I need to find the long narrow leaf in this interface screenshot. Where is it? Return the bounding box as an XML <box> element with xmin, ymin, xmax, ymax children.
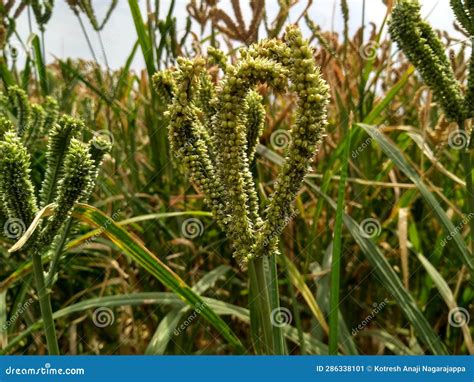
<box><xmin>2</xmin><ymin>293</ymin><xmax>329</xmax><ymax>355</ymax></box>
<box><xmin>128</xmin><ymin>0</ymin><xmax>155</xmax><ymax>76</ymax></box>
<box><xmin>31</xmin><ymin>35</ymin><xmax>48</xmax><ymax>95</ymax></box>
<box><xmin>146</xmin><ymin>265</ymin><xmax>231</xmax><ymax>354</ymax></box>
<box><xmin>358</xmin><ymin>123</ymin><xmax>474</xmax><ymax>271</ymax></box>
<box><xmin>70</xmin><ymin>203</ymin><xmax>244</xmax><ymax>352</ymax></box>
<box><xmin>257</xmin><ymin>144</ymin><xmax>448</xmax><ymax>355</ymax></box>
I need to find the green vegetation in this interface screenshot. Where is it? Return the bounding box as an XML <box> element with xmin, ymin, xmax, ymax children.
<box><xmin>0</xmin><ymin>0</ymin><xmax>472</xmax><ymax>356</ymax></box>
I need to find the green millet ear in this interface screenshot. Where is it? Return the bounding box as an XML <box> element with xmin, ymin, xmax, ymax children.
<box><xmin>244</xmin><ymin>90</ymin><xmax>265</xmax><ymax>163</ymax></box>
<box><xmin>26</xmin><ymin>103</ymin><xmax>47</xmax><ymax>139</ymax></box>
<box><xmin>167</xmin><ymin>57</ymin><xmax>227</xmax><ymax>229</ymax></box>
<box><xmin>36</xmin><ymin>139</ymin><xmax>94</xmax><ymax>251</ymax></box>
<box><xmin>389</xmin><ymin>0</ymin><xmax>466</xmax><ymax>121</ymax></box>
<box><xmin>88</xmin><ymin>135</ymin><xmax>112</xmax><ymax>167</ymax></box>
<box><xmin>42</xmin><ymin>96</ymin><xmax>60</xmax><ymax>135</ymax></box>
<box><xmin>30</xmin><ymin>0</ymin><xmax>54</xmax><ymax>31</ymax></box>
<box><xmin>207</xmin><ymin>46</ymin><xmax>228</xmax><ymax>73</ymax></box>
<box><xmin>197</xmin><ymin>72</ymin><xmax>217</xmax><ymax>127</ymax></box>
<box><xmin>212</xmin><ymin>57</ymin><xmax>289</xmax><ymax>263</ymax></box>
<box><xmin>0</xmin><ymin>93</ymin><xmax>9</xmax><ymax>108</ymax></box>
<box><xmin>152</xmin><ymin>69</ymin><xmax>177</xmax><ymax>105</ymax></box>
<box><xmin>0</xmin><ymin>131</ymin><xmax>38</xmax><ymax>227</ymax></box>
<box><xmin>450</xmin><ymin>0</ymin><xmax>474</xmax><ymax>35</ymax></box>
<box><xmin>7</xmin><ymin>85</ymin><xmax>31</xmax><ymax>136</ymax></box>
<box><xmin>252</xmin><ymin>25</ymin><xmax>330</xmax><ymax>257</ymax></box>
<box><xmin>40</xmin><ymin>115</ymin><xmax>83</xmax><ymax>207</ymax></box>
<box><xmin>164</xmin><ymin>26</ymin><xmax>329</xmax><ymax>269</ymax></box>
<box><xmin>0</xmin><ymin>116</ymin><xmax>14</xmax><ymax>139</ymax></box>
<box><xmin>451</xmin><ymin>0</ymin><xmax>474</xmax><ymax>115</ymax></box>
<box><xmin>74</xmin><ymin>0</ymin><xmax>117</xmax><ymax>31</ymax></box>
<box><xmin>81</xmin><ymin>135</ymin><xmax>112</xmax><ymax>201</ymax></box>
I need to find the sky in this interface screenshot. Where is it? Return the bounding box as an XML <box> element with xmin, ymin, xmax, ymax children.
<box><xmin>13</xmin><ymin>0</ymin><xmax>460</xmax><ymax>71</ymax></box>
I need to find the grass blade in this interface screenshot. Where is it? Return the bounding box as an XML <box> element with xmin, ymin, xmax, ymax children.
<box><xmin>128</xmin><ymin>0</ymin><xmax>155</xmax><ymax>77</ymax></box>
<box><xmin>329</xmin><ymin>122</ymin><xmax>351</xmax><ymax>354</ymax></box>
<box><xmin>257</xmin><ymin>144</ymin><xmax>449</xmax><ymax>355</ymax></box>
<box><xmin>70</xmin><ymin>203</ymin><xmax>244</xmax><ymax>352</ymax></box>
<box><xmin>281</xmin><ymin>255</ymin><xmax>328</xmax><ymax>334</ymax></box>
<box><xmin>145</xmin><ymin>265</ymin><xmax>231</xmax><ymax>354</ymax></box>
<box><xmin>358</xmin><ymin>123</ymin><xmax>474</xmax><ymax>272</ymax></box>
<box><xmin>2</xmin><ymin>293</ymin><xmax>329</xmax><ymax>355</ymax></box>
<box><xmin>31</xmin><ymin>35</ymin><xmax>48</xmax><ymax>95</ymax></box>
<box><xmin>416</xmin><ymin>252</ymin><xmax>473</xmax><ymax>354</ymax></box>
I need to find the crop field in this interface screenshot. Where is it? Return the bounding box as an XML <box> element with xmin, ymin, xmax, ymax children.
<box><xmin>0</xmin><ymin>0</ymin><xmax>472</xmax><ymax>357</ymax></box>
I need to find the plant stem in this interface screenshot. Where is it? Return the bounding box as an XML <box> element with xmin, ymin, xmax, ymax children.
<box><xmin>458</xmin><ymin>120</ymin><xmax>474</xmax><ymax>254</ymax></box>
<box><xmin>250</xmin><ymin>255</ymin><xmax>287</xmax><ymax>355</ymax></box>
<box><xmin>248</xmin><ymin>261</ymin><xmax>264</xmax><ymax>353</ymax></box>
<box><xmin>76</xmin><ymin>13</ymin><xmax>99</xmax><ymax>63</ymax></box>
<box><xmin>267</xmin><ymin>254</ymin><xmax>286</xmax><ymax>354</ymax></box>
<box><xmin>0</xmin><ymin>290</ymin><xmax>7</xmax><ymax>349</ymax></box>
<box><xmin>31</xmin><ymin>250</ymin><xmax>59</xmax><ymax>355</ymax></box>
<box><xmin>45</xmin><ymin>220</ymin><xmax>72</xmax><ymax>288</ymax></box>
<box><xmin>329</xmin><ymin>122</ymin><xmax>351</xmax><ymax>355</ymax></box>
<box><xmin>283</xmin><ymin>254</ymin><xmax>305</xmax><ymax>354</ymax></box>
<box><xmin>251</xmin><ymin>257</ymin><xmax>275</xmax><ymax>354</ymax></box>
